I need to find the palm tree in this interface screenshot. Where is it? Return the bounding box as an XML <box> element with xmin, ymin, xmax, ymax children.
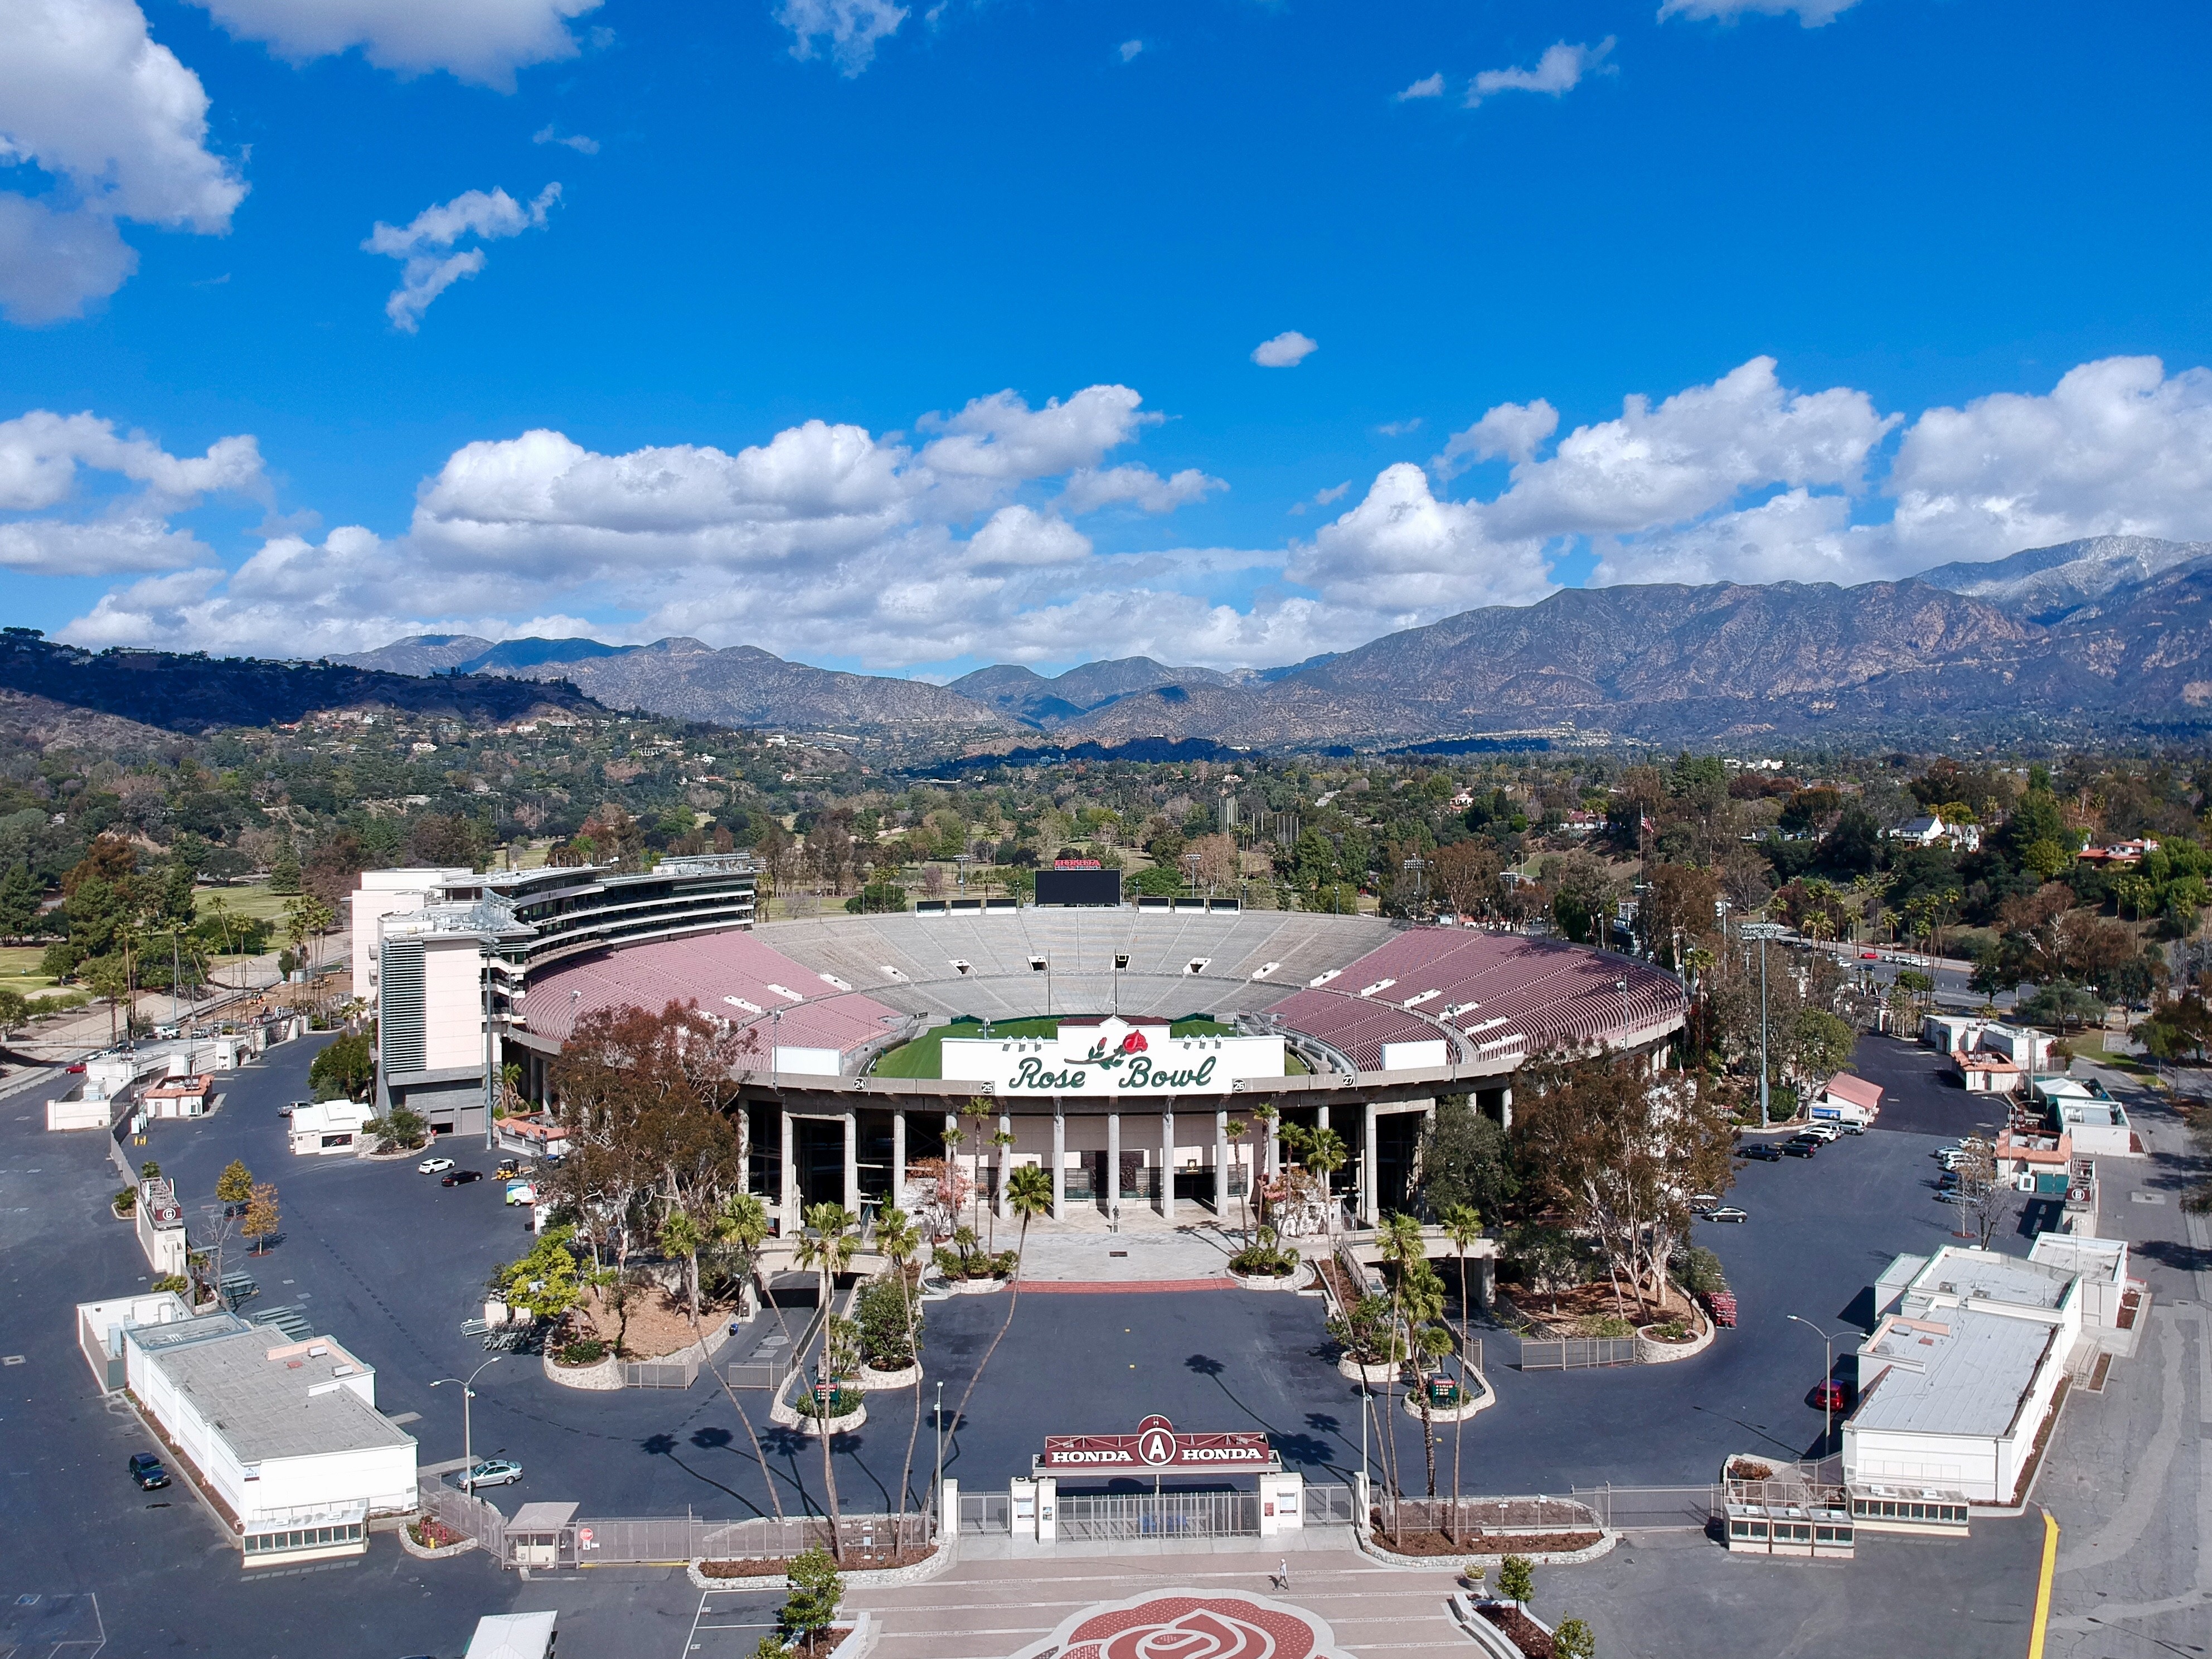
<box><xmin>874</xmin><ymin>1204</ymin><xmax>929</xmax><ymax>1554</ymax></box>
<box><xmin>794</xmin><ymin>1201</ymin><xmax>859</xmax><ymax>1558</ymax></box>
<box><xmin>987</xmin><ymin>1128</ymin><xmax>1016</xmax><ymax>1251</ymax></box>
<box><xmin>659</xmin><ymin>1208</ymin><xmax>706</xmax><ymax>1327</ymax></box>
<box><xmin>1375</xmin><ymin>1212</ymin><xmax>1425</xmax><ymax>1542</ymax></box>
<box><xmin>1439</xmin><ymin>1203</ymin><xmax>1484</xmax><ymax>1541</ymax></box>
<box><xmin>961</xmin><ymin>1099</ymin><xmax>993</xmax><ymax>1236</ymax></box>
<box><xmin>706</xmin><ymin>1192</ymin><xmax>784</xmax><ymax>1522</ymax></box>
<box><xmin>1304</xmin><ymin>1127</ymin><xmax>1348</xmax><ymax>1249</ymax></box>
<box><xmin>1225</xmin><ymin>1116</ymin><xmax>1252</xmax><ymax>1240</ymax></box>
<box><xmin>1248</xmin><ymin>1103</ymin><xmax>1279</xmax><ymax>1228</ymax></box>
<box><xmin>949</xmin><ymin>1163</ymin><xmax>1053</xmax><ymax>1451</ymax></box>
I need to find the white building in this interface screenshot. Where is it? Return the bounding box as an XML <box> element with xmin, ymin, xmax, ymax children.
<box><xmin>104</xmin><ymin>1307</ymin><xmax>416</xmax><ymax>1565</ymax></box>
<box><xmin>348</xmin><ymin>866</ymin><xmax>473</xmax><ymax>1003</ymax></box>
<box><xmin>1848</xmin><ymin>1246</ymin><xmax>2082</xmax><ymax>1507</ymax></box>
<box><xmin>2034</xmin><ymin>1078</ymin><xmax>2137</xmax><ymax>1157</ymax></box>
<box><xmin>2027</xmin><ymin>1234</ymin><xmax>2134</xmax><ymax>1332</ymax></box>
<box><xmin>290</xmin><ymin>1098</ymin><xmax>376</xmax><ymax>1156</ymax></box>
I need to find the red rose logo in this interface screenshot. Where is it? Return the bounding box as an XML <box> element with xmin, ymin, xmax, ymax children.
<box><xmin>1122</xmin><ymin>1031</ymin><xmax>1149</xmax><ymax>1054</ymax></box>
<box><xmin>1044</xmin><ymin>1594</ymin><xmax>1341</xmax><ymax>1659</ymax></box>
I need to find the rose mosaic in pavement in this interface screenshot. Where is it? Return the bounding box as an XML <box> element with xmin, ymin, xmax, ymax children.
<box><xmin>1009</xmin><ymin>1590</ymin><xmax>1355</xmax><ymax>1659</ymax></box>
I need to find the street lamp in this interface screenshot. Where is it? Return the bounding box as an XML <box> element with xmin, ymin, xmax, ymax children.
<box><xmin>431</xmin><ymin>1355</ymin><xmax>503</xmax><ymax>1487</ymax></box>
<box><xmin>1785</xmin><ymin>1314</ymin><xmax>1837</xmax><ymax>1452</ymax></box>
<box><xmin>1742</xmin><ymin>922</ymin><xmax>1786</xmax><ymax>1129</ymax></box>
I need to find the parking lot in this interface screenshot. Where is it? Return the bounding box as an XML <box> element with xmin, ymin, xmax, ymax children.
<box><xmin>0</xmin><ymin>1027</ymin><xmax>2059</xmax><ymax>1656</ymax></box>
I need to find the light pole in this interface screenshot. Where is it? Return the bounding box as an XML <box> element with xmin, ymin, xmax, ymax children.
<box><xmin>432</xmin><ymin>1355</ymin><xmax>503</xmax><ymax>1486</ymax></box>
<box><xmin>1786</xmin><ymin>1314</ymin><xmax>1837</xmax><ymax>1453</ymax></box>
<box><xmin>1742</xmin><ymin>922</ymin><xmax>1786</xmax><ymax>1129</ymax></box>
<box><xmin>933</xmin><ymin>1380</ymin><xmax>945</xmax><ymax>1522</ymax></box>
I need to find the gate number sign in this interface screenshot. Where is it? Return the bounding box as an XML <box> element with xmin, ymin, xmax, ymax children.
<box><xmin>1041</xmin><ymin>1415</ymin><xmax>1272</xmax><ymax>1471</ymax></box>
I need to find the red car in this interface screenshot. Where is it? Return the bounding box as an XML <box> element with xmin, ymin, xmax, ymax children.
<box><xmin>1858</xmin><ymin>950</ymin><xmax>1879</xmax><ymax>961</ymax></box>
<box><xmin>1809</xmin><ymin>1379</ymin><xmax>1854</xmax><ymax>1413</ymax></box>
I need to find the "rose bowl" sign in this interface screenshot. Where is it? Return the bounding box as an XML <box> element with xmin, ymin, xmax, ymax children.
<box><xmin>1040</xmin><ymin>1415</ymin><xmax>1274</xmax><ymax>1473</ymax></box>
<box><xmin>943</xmin><ymin>1016</ymin><xmax>1284</xmax><ymax>1098</ymax></box>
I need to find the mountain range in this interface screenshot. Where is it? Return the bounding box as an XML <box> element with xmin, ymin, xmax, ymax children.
<box><xmin>329</xmin><ymin>536</ymin><xmax>2212</xmax><ymax>748</ymax></box>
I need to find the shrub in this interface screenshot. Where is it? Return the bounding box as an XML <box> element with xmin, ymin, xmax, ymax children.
<box><xmin>151</xmin><ymin>1273</ymin><xmax>190</xmax><ymax>1294</ymax></box>
<box><xmin>113</xmin><ymin>1187</ymin><xmax>136</xmax><ymax>1216</ymax></box>
<box><xmin>793</xmin><ymin>1384</ymin><xmax>864</xmax><ymax>1419</ymax></box>
<box><xmin>557</xmin><ymin>1337</ymin><xmax>607</xmax><ymax>1366</ymax></box>
<box><xmin>855</xmin><ymin>1274</ymin><xmax>921</xmax><ymax>1370</ymax></box>
<box><xmin>1652</xmin><ymin>1320</ymin><xmax>1690</xmax><ymax>1341</ymax></box>
<box><xmin>1327</xmin><ymin>1293</ymin><xmax>1408</xmax><ymax>1365</ymax></box>
<box><xmin>1576</xmin><ymin>1314</ymin><xmax>1634</xmax><ymax>1340</ymax></box>
<box><xmin>1553</xmin><ymin>1616</ymin><xmax>1596</xmax><ymax>1659</ymax></box>
<box><xmin>1229</xmin><ymin>1225</ymin><xmax>1301</xmax><ymax>1277</ymax></box>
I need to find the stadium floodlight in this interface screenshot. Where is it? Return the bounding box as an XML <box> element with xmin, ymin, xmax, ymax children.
<box><xmin>1739</xmin><ymin>921</ymin><xmax>1787</xmax><ymax>1128</ymax></box>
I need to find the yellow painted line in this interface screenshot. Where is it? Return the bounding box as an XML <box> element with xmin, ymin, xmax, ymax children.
<box><xmin>2027</xmin><ymin>1509</ymin><xmax>2058</xmax><ymax>1659</ymax></box>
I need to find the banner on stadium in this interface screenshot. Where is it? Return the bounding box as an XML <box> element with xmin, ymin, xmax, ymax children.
<box><xmin>941</xmin><ymin>1015</ymin><xmax>1284</xmax><ymax>1096</ymax></box>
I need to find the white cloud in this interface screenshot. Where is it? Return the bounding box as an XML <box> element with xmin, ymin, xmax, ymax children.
<box><xmin>362</xmin><ymin>182</ymin><xmax>560</xmax><ymax>330</ymax></box>
<box><xmin>0</xmin><ymin>0</ymin><xmax>246</xmax><ymax>324</ymax></box>
<box><xmin>532</xmin><ymin>123</ymin><xmax>599</xmax><ymax>153</ymax></box>
<box><xmin>1251</xmin><ymin>331</ymin><xmax>1318</xmax><ymax>368</ymax></box>
<box><xmin>1886</xmin><ymin>355</ymin><xmax>2212</xmax><ymax>566</ymax></box>
<box><xmin>1467</xmin><ymin>37</ymin><xmax>1615</xmax><ymax>108</ymax></box>
<box><xmin>51</xmin><ymin>357</ymin><xmax>2212</xmax><ymax>673</ymax></box>
<box><xmin>1286</xmin><ymin>481</ymin><xmax>1351</xmax><ymax>517</ymax></box>
<box><xmin>1059</xmin><ymin>464</ymin><xmax>1225</xmax><ymax>516</ymax></box>
<box><xmin>1375</xmin><ymin>418</ymin><xmax>1423</xmax><ymax>437</ymax></box>
<box><xmin>0</xmin><ymin>407</ymin><xmax>266</xmax><ymax>572</ymax></box>
<box><xmin>186</xmin><ymin>0</ymin><xmax>603</xmax><ymax>89</ymax></box>
<box><xmin>1395</xmin><ymin>72</ymin><xmax>1444</xmax><ymax>101</ymax></box>
<box><xmin>1658</xmin><ymin>0</ymin><xmax>1860</xmax><ymax>26</ymax></box>
<box><xmin>776</xmin><ymin>0</ymin><xmax>907</xmax><ymax>77</ymax></box>
<box><xmin>1118</xmin><ymin>38</ymin><xmax>1142</xmax><ymax>63</ymax></box>
<box><xmin>918</xmin><ymin>386</ymin><xmax>1158</xmax><ymax>482</ymax></box>
<box><xmin>1433</xmin><ymin>399</ymin><xmax>1558</xmax><ymax>476</ymax></box>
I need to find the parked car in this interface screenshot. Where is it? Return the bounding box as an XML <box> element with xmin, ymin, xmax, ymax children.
<box><xmin>503</xmin><ymin>1182</ymin><xmax>538</xmax><ymax>1206</ymax></box>
<box><xmin>460</xmin><ymin>1458</ymin><xmax>522</xmax><ymax>1490</ymax></box>
<box><xmin>1936</xmin><ymin>1187</ymin><xmax>1975</xmax><ymax>1205</ymax></box>
<box><xmin>1809</xmin><ymin>1379</ymin><xmax>1855</xmax><ymax>1413</ymax></box>
<box><xmin>1702</xmin><ymin>1206</ymin><xmax>1750</xmax><ymax>1223</ymax></box>
<box><xmin>1859</xmin><ymin>949</ymin><xmax>1879</xmax><ymax>960</ymax></box>
<box><xmin>1801</xmin><ymin>1122</ymin><xmax>1842</xmax><ymax>1143</ymax></box>
<box><xmin>1738</xmin><ymin>1143</ymin><xmax>1786</xmax><ymax>1162</ymax></box>
<box><xmin>419</xmin><ymin>1156</ymin><xmax>456</xmax><ymax>1175</ymax></box>
<box><xmin>441</xmin><ymin>1170</ymin><xmax>484</xmax><ymax>1187</ymax></box>
<box><xmin>1782</xmin><ymin>1137</ymin><xmax>1822</xmax><ymax>1157</ymax></box>
<box><xmin>128</xmin><ymin>1452</ymin><xmax>171</xmax><ymax>1491</ymax></box>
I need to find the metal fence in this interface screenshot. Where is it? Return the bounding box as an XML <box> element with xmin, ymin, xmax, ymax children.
<box><xmin>622</xmin><ymin>1355</ymin><xmax>700</xmax><ymax>1390</ymax></box>
<box><xmin>1306</xmin><ymin>1483</ymin><xmax>1357</xmax><ymax>1525</ymax></box>
<box><xmin>1569</xmin><ymin>1485</ymin><xmax>1721</xmax><ymax>1531</ymax></box>
<box><xmin>1374</xmin><ymin>1495</ymin><xmax>1602</xmax><ymax>1538</ymax></box>
<box><xmin>1056</xmin><ymin>1492</ymin><xmax>1260</xmax><ymax>1541</ymax></box>
<box><xmin>547</xmin><ymin>1511</ymin><xmax>933</xmax><ymax>1568</ymax></box>
<box><xmin>416</xmin><ymin>1476</ymin><xmax>508</xmax><ymax>1556</ymax></box>
<box><xmin>959</xmin><ymin>1491</ymin><xmax>1010</xmax><ymax>1534</ymax></box>
<box><xmin>1516</xmin><ymin>1337</ymin><xmax>1639</xmax><ymax>1371</ymax></box>
<box><xmin>724</xmin><ymin>1354</ymin><xmax>795</xmax><ymax>1391</ymax></box>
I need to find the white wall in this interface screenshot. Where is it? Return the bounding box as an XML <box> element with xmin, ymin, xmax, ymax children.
<box><xmin>1845</xmin><ymin>1425</ymin><xmax>2000</xmax><ymax>1501</ymax></box>
<box><xmin>349</xmin><ymin>868</ymin><xmax>470</xmax><ymax>998</ymax></box>
<box><xmin>423</xmin><ymin>935</ymin><xmax>489</xmax><ymax>1072</ymax></box>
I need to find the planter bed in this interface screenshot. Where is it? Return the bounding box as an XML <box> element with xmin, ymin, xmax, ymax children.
<box><xmin>1336</xmin><ymin>1356</ymin><xmax>1401</xmax><ymax>1386</ymax></box>
<box><xmin>398</xmin><ymin>1518</ymin><xmax>477</xmax><ymax>1560</ymax></box>
<box><xmin>1477</xmin><ymin>1602</ymin><xmax>1557</xmax><ymax>1659</ymax></box>
<box><xmin>1371</xmin><ymin>1525</ymin><xmax>1604</xmax><ymax>1558</ymax></box>
<box><xmin>858</xmin><ymin>1362</ymin><xmax>921</xmax><ymax>1390</ymax></box>
<box><xmin>1229</xmin><ymin>1264</ymin><xmax>1311</xmax><ymax>1293</ymax></box>
<box><xmin>698</xmin><ymin>1546</ymin><xmax>933</xmax><ymax>1580</ymax></box>
<box><xmin>940</xmin><ymin>1276</ymin><xmax>1008</xmax><ymax>1296</ymax></box>
<box><xmin>1401</xmin><ymin>1386</ymin><xmax>1492</xmax><ymax>1423</ymax></box>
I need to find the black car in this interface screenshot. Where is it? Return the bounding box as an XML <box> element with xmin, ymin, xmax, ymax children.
<box><xmin>128</xmin><ymin>1452</ymin><xmax>171</xmax><ymax>1491</ymax></box>
<box><xmin>1782</xmin><ymin>1136</ymin><xmax>1822</xmax><ymax>1157</ymax></box>
<box><xmin>440</xmin><ymin>1170</ymin><xmax>485</xmax><ymax>1187</ymax></box>
<box><xmin>1738</xmin><ymin>1143</ymin><xmax>1786</xmax><ymax>1162</ymax></box>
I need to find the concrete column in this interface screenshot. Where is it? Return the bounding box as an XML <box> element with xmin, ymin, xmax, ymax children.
<box><xmin>1106</xmin><ymin>1111</ymin><xmax>1120</xmax><ymax>1221</ymax></box>
<box><xmin>780</xmin><ymin>1107</ymin><xmax>797</xmax><ymax>1225</ymax></box>
<box><xmin>1214</xmin><ymin>1109</ymin><xmax>1229</xmax><ymax>1217</ymax></box>
<box><xmin>1316</xmin><ymin>1103</ymin><xmax>1330</xmax><ymax>1133</ymax></box>
<box><xmin>1361</xmin><ymin>1098</ymin><xmax>1379</xmax><ymax>1225</ymax></box>
<box><xmin>1500</xmin><ymin>1085</ymin><xmax>1514</xmax><ymax>1133</ymax></box>
<box><xmin>843</xmin><ymin>1108</ymin><xmax>860</xmax><ymax>1216</ymax></box>
<box><xmin>1051</xmin><ymin>1107</ymin><xmax>1066</xmax><ymax>1221</ymax></box>
<box><xmin>1161</xmin><ymin>1109</ymin><xmax>1176</xmax><ymax>1222</ymax></box>
<box><xmin>891</xmin><ymin>1111</ymin><xmax>908</xmax><ymax>1211</ymax></box>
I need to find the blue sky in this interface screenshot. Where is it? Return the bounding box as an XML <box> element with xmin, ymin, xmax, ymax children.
<box><xmin>3</xmin><ymin>0</ymin><xmax>2210</xmax><ymax>680</ymax></box>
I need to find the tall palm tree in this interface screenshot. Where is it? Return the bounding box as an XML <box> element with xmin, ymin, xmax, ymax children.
<box><xmin>987</xmin><ymin>1128</ymin><xmax>1016</xmax><ymax>1250</ymax></box>
<box><xmin>1439</xmin><ymin>1203</ymin><xmax>1484</xmax><ymax>1542</ymax></box>
<box><xmin>950</xmin><ymin>1164</ymin><xmax>1053</xmax><ymax>1445</ymax></box>
<box><xmin>1248</xmin><ymin>1103</ymin><xmax>1279</xmax><ymax>1228</ymax></box>
<box><xmin>1225</xmin><ymin>1116</ymin><xmax>1251</xmax><ymax>1240</ymax></box>
<box><xmin>874</xmin><ymin>1204</ymin><xmax>929</xmax><ymax>1554</ymax></box>
<box><xmin>961</xmin><ymin>1099</ymin><xmax>993</xmax><ymax>1237</ymax></box>
<box><xmin>1304</xmin><ymin>1127</ymin><xmax>1347</xmax><ymax>1250</ymax></box>
<box><xmin>706</xmin><ymin>1192</ymin><xmax>784</xmax><ymax>1521</ymax></box>
<box><xmin>794</xmin><ymin>1201</ymin><xmax>859</xmax><ymax>1558</ymax></box>
<box><xmin>1374</xmin><ymin>1212</ymin><xmax>1425</xmax><ymax>1542</ymax></box>
<box><xmin>659</xmin><ymin>1208</ymin><xmax>706</xmax><ymax>1327</ymax></box>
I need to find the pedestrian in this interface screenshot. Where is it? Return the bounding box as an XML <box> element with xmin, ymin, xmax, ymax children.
<box><xmin>1275</xmin><ymin>1556</ymin><xmax>1289</xmax><ymax>1592</ymax></box>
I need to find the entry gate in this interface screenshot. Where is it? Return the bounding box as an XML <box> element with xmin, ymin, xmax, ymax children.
<box><xmin>960</xmin><ymin>1491</ymin><xmax>1011</xmax><ymax>1534</ymax></box>
<box><xmin>1517</xmin><ymin>1337</ymin><xmax>1638</xmax><ymax>1371</ymax></box>
<box><xmin>1056</xmin><ymin>1492</ymin><xmax>1260</xmax><ymax>1540</ymax></box>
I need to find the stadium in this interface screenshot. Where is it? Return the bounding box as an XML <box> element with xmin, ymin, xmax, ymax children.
<box><xmin>362</xmin><ymin>861</ymin><xmax>1689</xmax><ymax>1234</ymax></box>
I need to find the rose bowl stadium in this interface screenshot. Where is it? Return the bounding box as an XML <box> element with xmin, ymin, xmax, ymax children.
<box><xmin>355</xmin><ymin>858</ymin><xmax>1687</xmax><ymax>1230</ymax></box>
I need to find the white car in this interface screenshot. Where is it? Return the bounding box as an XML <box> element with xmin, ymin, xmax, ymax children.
<box><xmin>419</xmin><ymin>1156</ymin><xmax>455</xmax><ymax>1175</ymax></box>
<box><xmin>1801</xmin><ymin>1122</ymin><xmax>1843</xmax><ymax>1142</ymax></box>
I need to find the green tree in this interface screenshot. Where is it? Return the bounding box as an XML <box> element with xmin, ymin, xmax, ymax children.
<box><xmin>363</xmin><ymin>1104</ymin><xmax>428</xmax><ymax>1151</ymax></box>
<box><xmin>779</xmin><ymin>1545</ymin><xmax>843</xmax><ymax>1645</ymax></box>
<box><xmin>0</xmin><ymin>988</ymin><xmax>30</xmax><ymax>1048</ymax></box>
<box><xmin>659</xmin><ymin>1208</ymin><xmax>706</xmax><ymax>1327</ymax></box>
<box><xmin>1418</xmin><ymin>1098</ymin><xmax>1517</xmax><ymax>1222</ymax></box>
<box><xmin>1786</xmin><ymin>1010</ymin><xmax>1856</xmax><ymax>1093</ymax></box>
<box><xmin>0</xmin><ymin>863</ymin><xmax>40</xmax><ymax>938</ymax></box>
<box><xmin>1497</xmin><ymin>1554</ymin><xmax>1535</xmax><ymax>1605</ymax></box>
<box><xmin>492</xmin><ymin>1226</ymin><xmax>588</xmax><ymax>1323</ymax></box>
<box><xmin>240</xmin><ymin>1181</ymin><xmax>280</xmax><ymax>1255</ymax></box>
<box><xmin>1552</xmin><ymin>1617</ymin><xmax>1596</xmax><ymax>1659</ymax></box>
<box><xmin>268</xmin><ymin>843</ymin><xmax>302</xmax><ymax>895</ymax></box>
<box><xmin>308</xmin><ymin>1030</ymin><xmax>375</xmax><ymax>1100</ymax></box>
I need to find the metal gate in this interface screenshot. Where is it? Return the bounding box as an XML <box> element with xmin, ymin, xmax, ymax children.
<box><xmin>1570</xmin><ymin>1485</ymin><xmax>1720</xmax><ymax>1531</ymax></box>
<box><xmin>623</xmin><ymin>1356</ymin><xmax>700</xmax><ymax>1389</ymax></box>
<box><xmin>959</xmin><ymin>1492</ymin><xmax>1010</xmax><ymax>1534</ymax></box>
<box><xmin>1056</xmin><ymin>1492</ymin><xmax>1260</xmax><ymax>1540</ymax></box>
<box><xmin>1305</xmin><ymin>1483</ymin><xmax>1357</xmax><ymax>1525</ymax></box>
<box><xmin>1517</xmin><ymin>1338</ymin><xmax>1638</xmax><ymax>1371</ymax></box>
<box><xmin>724</xmin><ymin>1355</ymin><xmax>793</xmax><ymax>1391</ymax></box>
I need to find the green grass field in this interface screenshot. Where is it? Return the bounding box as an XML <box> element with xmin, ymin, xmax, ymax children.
<box><xmin>0</xmin><ymin>945</ymin><xmax>62</xmax><ymax>994</ymax></box>
<box><xmin>871</xmin><ymin>1014</ymin><xmax>1245</xmax><ymax>1079</ymax></box>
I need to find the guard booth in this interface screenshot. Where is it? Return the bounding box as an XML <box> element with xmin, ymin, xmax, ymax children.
<box><xmin>1026</xmin><ymin>1416</ymin><xmax>1305</xmax><ymax>1541</ymax></box>
<box><xmin>505</xmin><ymin>1501</ymin><xmax>578</xmax><ymax>1569</ymax></box>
